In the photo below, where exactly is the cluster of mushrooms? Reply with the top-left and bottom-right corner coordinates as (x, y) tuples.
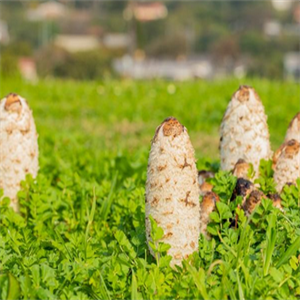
(0, 87), (299, 267)
(146, 85), (299, 266)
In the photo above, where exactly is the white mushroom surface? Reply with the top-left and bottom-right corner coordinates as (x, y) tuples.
(0, 93), (39, 212)
(273, 139), (300, 193)
(145, 117), (200, 266)
(285, 112), (300, 143)
(220, 85), (272, 176)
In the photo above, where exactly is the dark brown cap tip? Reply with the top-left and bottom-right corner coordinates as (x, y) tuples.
(5, 93), (22, 112)
(285, 139), (300, 156)
(201, 191), (219, 210)
(237, 85), (251, 102)
(162, 117), (184, 137)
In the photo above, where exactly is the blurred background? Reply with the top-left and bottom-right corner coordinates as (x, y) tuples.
(1, 0), (299, 82)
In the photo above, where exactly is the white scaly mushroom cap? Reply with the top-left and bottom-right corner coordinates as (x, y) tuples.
(145, 117), (200, 266)
(273, 139), (300, 193)
(220, 85), (272, 177)
(0, 93), (39, 212)
(285, 112), (300, 143)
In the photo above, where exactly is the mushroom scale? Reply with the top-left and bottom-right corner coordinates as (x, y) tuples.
(0, 93), (39, 212)
(145, 117), (200, 266)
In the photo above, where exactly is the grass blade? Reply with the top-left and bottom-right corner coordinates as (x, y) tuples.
(99, 272), (111, 300)
(236, 271), (244, 300)
(84, 187), (97, 259)
(7, 273), (21, 300)
(276, 236), (300, 268)
(99, 172), (118, 221)
(131, 269), (138, 300)
(186, 264), (208, 299)
(263, 228), (277, 276)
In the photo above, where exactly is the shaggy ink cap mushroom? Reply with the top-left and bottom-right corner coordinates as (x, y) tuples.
(0, 93), (39, 212)
(274, 139), (300, 192)
(198, 170), (215, 186)
(233, 159), (251, 179)
(243, 190), (266, 216)
(231, 177), (255, 205)
(220, 85), (272, 177)
(200, 191), (219, 238)
(146, 117), (200, 266)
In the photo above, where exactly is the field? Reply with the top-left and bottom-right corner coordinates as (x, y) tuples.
(0, 78), (299, 299)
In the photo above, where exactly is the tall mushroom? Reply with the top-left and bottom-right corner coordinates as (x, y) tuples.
(145, 117), (200, 266)
(273, 139), (300, 193)
(220, 85), (272, 177)
(0, 93), (39, 212)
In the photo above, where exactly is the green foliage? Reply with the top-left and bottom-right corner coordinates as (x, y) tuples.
(0, 79), (299, 299)
(255, 159), (276, 194)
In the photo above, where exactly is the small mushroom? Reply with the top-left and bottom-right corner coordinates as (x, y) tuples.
(232, 159), (251, 179)
(231, 178), (255, 205)
(199, 181), (213, 196)
(243, 190), (267, 216)
(198, 170), (215, 186)
(268, 193), (283, 211)
(200, 192), (220, 238)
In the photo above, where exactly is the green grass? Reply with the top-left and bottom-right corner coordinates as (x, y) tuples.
(0, 78), (299, 299)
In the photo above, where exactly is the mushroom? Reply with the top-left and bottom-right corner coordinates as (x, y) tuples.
(273, 139), (300, 193)
(220, 85), (272, 177)
(199, 181), (213, 196)
(0, 93), (39, 212)
(285, 112), (300, 143)
(198, 170), (215, 186)
(231, 178), (255, 206)
(198, 170), (214, 196)
(267, 193), (283, 211)
(232, 159), (251, 179)
(243, 190), (267, 216)
(145, 117), (200, 266)
(200, 191), (219, 238)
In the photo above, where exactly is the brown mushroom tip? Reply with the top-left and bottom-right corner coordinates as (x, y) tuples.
(285, 139), (300, 155)
(236, 85), (251, 102)
(236, 158), (247, 164)
(200, 182), (213, 193)
(4, 93), (22, 111)
(268, 193), (283, 210)
(268, 193), (281, 202)
(162, 117), (184, 137)
(248, 190), (266, 203)
(201, 191), (219, 210)
(233, 158), (251, 179)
